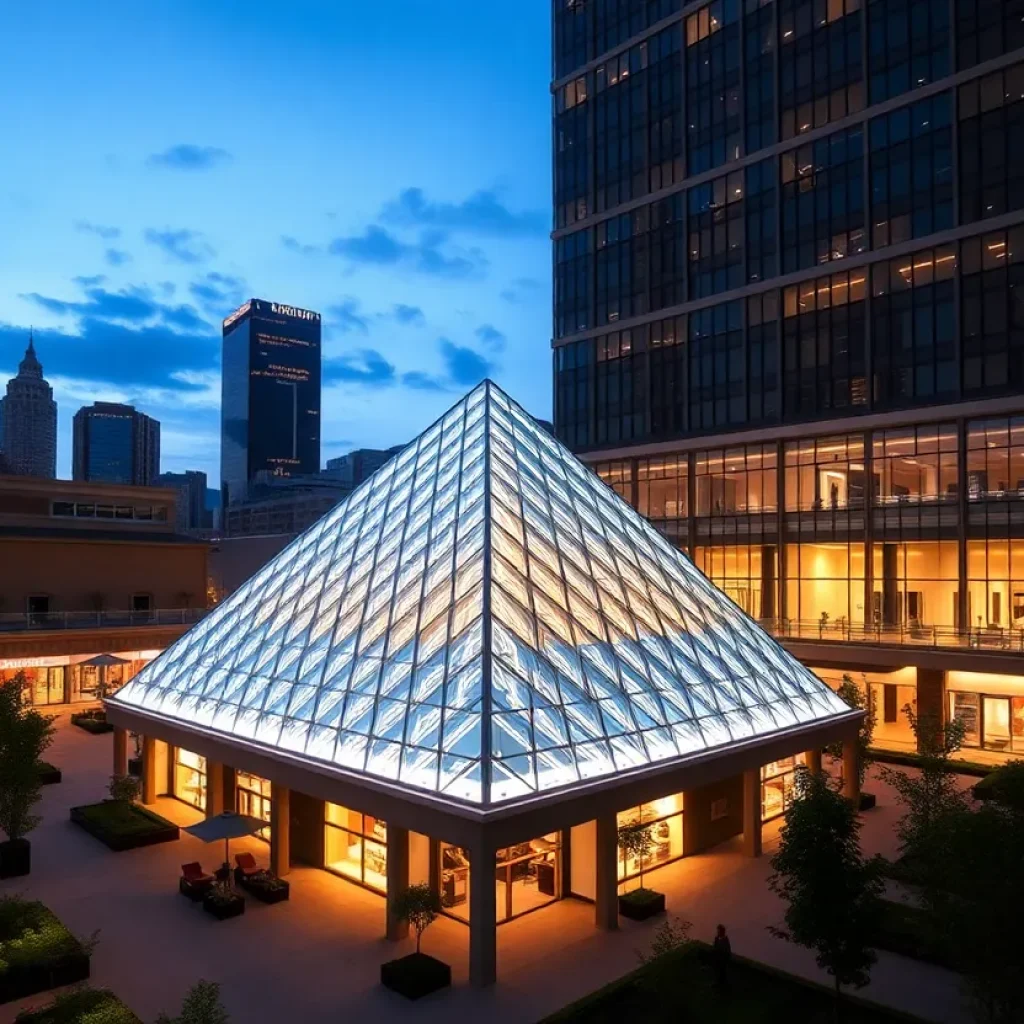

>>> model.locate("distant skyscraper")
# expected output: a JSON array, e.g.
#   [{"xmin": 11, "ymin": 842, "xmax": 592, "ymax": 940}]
[
  {"xmin": 0, "ymin": 333, "xmax": 57, "ymax": 478},
  {"xmin": 156, "ymin": 470, "xmax": 209, "ymax": 531},
  {"xmin": 324, "ymin": 445, "xmax": 404, "ymax": 488},
  {"xmin": 73, "ymin": 402, "xmax": 160, "ymax": 485},
  {"xmin": 220, "ymin": 298, "xmax": 321, "ymax": 507}
]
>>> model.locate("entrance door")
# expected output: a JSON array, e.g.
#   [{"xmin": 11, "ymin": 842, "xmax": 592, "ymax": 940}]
[{"xmin": 983, "ymin": 696, "xmax": 1012, "ymax": 752}]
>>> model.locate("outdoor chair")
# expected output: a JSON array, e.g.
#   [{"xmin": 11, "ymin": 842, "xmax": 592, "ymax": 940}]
[
  {"xmin": 179, "ymin": 861, "xmax": 216, "ymax": 901},
  {"xmin": 234, "ymin": 852, "xmax": 262, "ymax": 884}
]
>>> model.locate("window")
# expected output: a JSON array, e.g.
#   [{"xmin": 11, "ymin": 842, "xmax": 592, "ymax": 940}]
[
  {"xmin": 324, "ymin": 803, "xmax": 387, "ymax": 893},
  {"xmin": 688, "ymin": 300, "xmax": 744, "ymax": 430},
  {"xmin": 649, "ymin": 315, "xmax": 687, "ymax": 437},
  {"xmin": 958, "ymin": 64, "xmax": 1024, "ymax": 225},
  {"xmin": 785, "ymin": 541, "xmax": 867, "ymax": 627},
  {"xmin": 617, "ymin": 794, "xmax": 684, "ymax": 882},
  {"xmin": 637, "ymin": 454, "xmax": 688, "ymax": 521},
  {"xmin": 961, "ymin": 228, "xmax": 1024, "ymax": 396},
  {"xmin": 873, "ymin": 424, "xmax": 958, "ymax": 504},
  {"xmin": 685, "ymin": 0, "xmax": 742, "ymax": 174},
  {"xmin": 596, "ymin": 208, "xmax": 649, "ymax": 326},
  {"xmin": 687, "ymin": 171, "xmax": 745, "ymax": 298},
  {"xmin": 236, "ymin": 772, "xmax": 271, "ymax": 841},
  {"xmin": 647, "ymin": 27, "xmax": 686, "ymax": 194},
  {"xmin": 867, "ymin": 0, "xmax": 949, "ymax": 103},
  {"xmin": 554, "ymin": 339, "xmax": 594, "ymax": 450},
  {"xmin": 870, "ymin": 93, "xmax": 953, "ymax": 249},
  {"xmin": 595, "ymin": 327, "xmax": 646, "ymax": 445},
  {"xmin": 649, "ymin": 193, "xmax": 686, "ymax": 310},
  {"xmin": 966, "ymin": 417, "xmax": 1024, "ymax": 500},
  {"xmin": 131, "ymin": 594, "xmax": 152, "ymax": 614},
  {"xmin": 762, "ymin": 753, "xmax": 806, "ymax": 820},
  {"xmin": 785, "ymin": 434, "xmax": 866, "ymax": 511},
  {"xmin": 554, "ymin": 0, "xmax": 589, "ymax": 79},
  {"xmin": 555, "ymin": 76, "xmax": 590, "ymax": 229},
  {"xmin": 744, "ymin": 0, "xmax": 776, "ymax": 154},
  {"xmin": 955, "ymin": 0, "xmax": 1024, "ymax": 70},
  {"xmin": 496, "ymin": 833, "xmax": 562, "ymax": 920},
  {"xmin": 747, "ymin": 291, "xmax": 780, "ymax": 422},
  {"xmin": 595, "ymin": 459, "xmax": 633, "ymax": 502},
  {"xmin": 781, "ymin": 126, "xmax": 866, "ymax": 273},
  {"xmin": 872, "ymin": 542, "xmax": 959, "ymax": 629},
  {"xmin": 967, "ymin": 541, "xmax": 1024, "ymax": 633},
  {"xmin": 871, "ymin": 244, "xmax": 957, "ymax": 406},
  {"xmin": 595, "ymin": 0, "xmax": 679, "ymax": 58},
  {"xmin": 696, "ymin": 544, "xmax": 778, "ymax": 619},
  {"xmin": 746, "ymin": 159, "xmax": 777, "ymax": 283},
  {"xmin": 173, "ymin": 748, "xmax": 206, "ymax": 811},
  {"xmin": 783, "ymin": 268, "xmax": 868, "ymax": 416},
  {"xmin": 695, "ymin": 443, "xmax": 777, "ymax": 516},
  {"xmin": 554, "ymin": 229, "xmax": 591, "ymax": 339},
  {"xmin": 779, "ymin": 0, "xmax": 864, "ymax": 140}
]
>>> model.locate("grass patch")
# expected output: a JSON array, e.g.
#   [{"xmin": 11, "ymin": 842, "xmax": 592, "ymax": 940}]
[
  {"xmin": 541, "ymin": 942, "xmax": 928, "ymax": 1024},
  {"xmin": 15, "ymin": 987, "xmax": 141, "ymax": 1023},
  {"xmin": 873, "ymin": 900, "xmax": 954, "ymax": 970},
  {"xmin": 70, "ymin": 801, "xmax": 179, "ymax": 852}
]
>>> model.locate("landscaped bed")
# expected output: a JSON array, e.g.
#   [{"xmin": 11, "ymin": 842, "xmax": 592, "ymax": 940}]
[
  {"xmin": 70, "ymin": 800, "xmax": 179, "ymax": 852},
  {"xmin": 0, "ymin": 898, "xmax": 91, "ymax": 1005},
  {"xmin": 872, "ymin": 900, "xmax": 953, "ymax": 970},
  {"xmin": 36, "ymin": 762, "xmax": 61, "ymax": 786},
  {"xmin": 69, "ymin": 710, "xmax": 112, "ymax": 735},
  {"xmin": 541, "ymin": 942, "xmax": 929, "ymax": 1024},
  {"xmin": 15, "ymin": 987, "xmax": 141, "ymax": 1023},
  {"xmin": 867, "ymin": 748, "xmax": 992, "ymax": 777}
]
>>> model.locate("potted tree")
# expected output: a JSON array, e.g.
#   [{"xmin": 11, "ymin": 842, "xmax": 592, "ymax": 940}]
[
  {"xmin": 0, "ymin": 675, "xmax": 56, "ymax": 877},
  {"xmin": 380, "ymin": 884, "xmax": 451, "ymax": 999},
  {"xmin": 617, "ymin": 820, "xmax": 666, "ymax": 921}
]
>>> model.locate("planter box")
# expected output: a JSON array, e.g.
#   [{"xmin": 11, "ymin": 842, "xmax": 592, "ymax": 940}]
[
  {"xmin": 381, "ymin": 952, "xmax": 451, "ymax": 1000},
  {"xmin": 70, "ymin": 802, "xmax": 180, "ymax": 852},
  {"xmin": 0, "ymin": 952, "xmax": 90, "ymax": 1005},
  {"xmin": 15, "ymin": 988, "xmax": 142, "ymax": 1023},
  {"xmin": 37, "ymin": 762, "xmax": 62, "ymax": 786},
  {"xmin": 202, "ymin": 893, "xmax": 245, "ymax": 921},
  {"xmin": 0, "ymin": 838, "xmax": 31, "ymax": 879},
  {"xmin": 70, "ymin": 714, "xmax": 113, "ymax": 735},
  {"xmin": 859, "ymin": 791, "xmax": 877, "ymax": 811},
  {"xmin": 240, "ymin": 876, "xmax": 290, "ymax": 904},
  {"xmin": 179, "ymin": 877, "xmax": 214, "ymax": 902},
  {"xmin": 618, "ymin": 888, "xmax": 666, "ymax": 922}
]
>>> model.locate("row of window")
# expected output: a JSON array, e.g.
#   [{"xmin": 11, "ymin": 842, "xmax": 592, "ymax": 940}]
[
  {"xmin": 50, "ymin": 501, "xmax": 168, "ymax": 521},
  {"xmin": 555, "ymin": 227, "xmax": 1024, "ymax": 448}
]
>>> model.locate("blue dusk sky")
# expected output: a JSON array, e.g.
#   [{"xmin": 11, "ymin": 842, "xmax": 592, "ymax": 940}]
[{"xmin": 0, "ymin": 2, "xmax": 552, "ymax": 482}]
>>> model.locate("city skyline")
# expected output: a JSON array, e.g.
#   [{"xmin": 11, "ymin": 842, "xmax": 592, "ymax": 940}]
[{"xmin": 0, "ymin": 1, "xmax": 552, "ymax": 483}]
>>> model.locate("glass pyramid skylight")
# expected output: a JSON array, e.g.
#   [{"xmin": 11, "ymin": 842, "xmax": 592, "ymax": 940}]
[{"xmin": 113, "ymin": 381, "xmax": 849, "ymax": 807}]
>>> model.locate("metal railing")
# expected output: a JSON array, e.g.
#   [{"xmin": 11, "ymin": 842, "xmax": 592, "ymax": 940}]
[
  {"xmin": 763, "ymin": 617, "xmax": 1024, "ymax": 652},
  {"xmin": 0, "ymin": 608, "xmax": 208, "ymax": 633}
]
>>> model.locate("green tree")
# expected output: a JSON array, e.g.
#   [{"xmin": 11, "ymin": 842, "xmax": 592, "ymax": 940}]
[
  {"xmin": 768, "ymin": 768, "xmax": 885, "ymax": 1021},
  {"xmin": 824, "ymin": 674, "xmax": 875, "ymax": 787},
  {"xmin": 392, "ymin": 883, "xmax": 445, "ymax": 955},
  {"xmin": 0, "ymin": 675, "xmax": 56, "ymax": 844},
  {"xmin": 617, "ymin": 820, "xmax": 655, "ymax": 892},
  {"xmin": 108, "ymin": 773, "xmax": 141, "ymax": 804},
  {"xmin": 156, "ymin": 980, "xmax": 229, "ymax": 1024}
]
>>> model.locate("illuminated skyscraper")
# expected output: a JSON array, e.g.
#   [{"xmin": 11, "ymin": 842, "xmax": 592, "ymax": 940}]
[
  {"xmin": 220, "ymin": 299, "xmax": 321, "ymax": 507},
  {"xmin": 0, "ymin": 333, "xmax": 57, "ymax": 478}
]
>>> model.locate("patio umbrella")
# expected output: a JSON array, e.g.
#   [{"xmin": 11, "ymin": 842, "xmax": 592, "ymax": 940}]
[
  {"xmin": 183, "ymin": 812, "xmax": 268, "ymax": 876},
  {"xmin": 81, "ymin": 654, "xmax": 132, "ymax": 700}
]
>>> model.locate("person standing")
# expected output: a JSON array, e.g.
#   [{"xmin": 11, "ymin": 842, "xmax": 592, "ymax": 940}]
[{"xmin": 712, "ymin": 923, "xmax": 732, "ymax": 990}]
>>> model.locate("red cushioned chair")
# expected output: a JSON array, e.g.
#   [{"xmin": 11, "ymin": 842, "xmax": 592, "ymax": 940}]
[
  {"xmin": 234, "ymin": 852, "xmax": 262, "ymax": 885},
  {"xmin": 179, "ymin": 861, "xmax": 215, "ymax": 901}
]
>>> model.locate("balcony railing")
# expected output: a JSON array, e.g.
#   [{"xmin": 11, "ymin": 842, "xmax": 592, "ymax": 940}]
[
  {"xmin": 0, "ymin": 608, "xmax": 209, "ymax": 633},
  {"xmin": 763, "ymin": 617, "xmax": 1024, "ymax": 652}
]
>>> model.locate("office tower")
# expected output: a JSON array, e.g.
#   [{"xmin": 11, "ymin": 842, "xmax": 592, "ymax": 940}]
[
  {"xmin": 73, "ymin": 402, "xmax": 160, "ymax": 485},
  {"xmin": 551, "ymin": 2, "xmax": 1024, "ymax": 762},
  {"xmin": 220, "ymin": 299, "xmax": 322, "ymax": 507},
  {"xmin": 0, "ymin": 333, "xmax": 57, "ymax": 478},
  {"xmin": 156, "ymin": 470, "xmax": 209, "ymax": 531},
  {"xmin": 324, "ymin": 445, "xmax": 405, "ymax": 488}
]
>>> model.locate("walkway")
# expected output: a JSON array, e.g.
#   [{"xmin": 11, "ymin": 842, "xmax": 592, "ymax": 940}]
[{"xmin": 1, "ymin": 716, "xmax": 972, "ymax": 1024}]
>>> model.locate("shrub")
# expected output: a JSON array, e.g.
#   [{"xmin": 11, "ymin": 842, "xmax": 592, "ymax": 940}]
[
  {"xmin": 107, "ymin": 775, "xmax": 140, "ymax": 805},
  {"xmin": 0, "ymin": 677, "xmax": 56, "ymax": 843},
  {"xmin": 156, "ymin": 980, "xmax": 229, "ymax": 1024}
]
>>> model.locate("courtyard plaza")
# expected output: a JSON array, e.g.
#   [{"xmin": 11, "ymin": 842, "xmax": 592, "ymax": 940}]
[{"xmin": 0, "ymin": 711, "xmax": 974, "ymax": 1024}]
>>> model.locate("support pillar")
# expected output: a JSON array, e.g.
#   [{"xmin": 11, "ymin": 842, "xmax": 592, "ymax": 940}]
[
  {"xmin": 594, "ymin": 811, "xmax": 619, "ymax": 930},
  {"xmin": 270, "ymin": 784, "xmax": 290, "ymax": 877},
  {"xmin": 916, "ymin": 668, "xmax": 947, "ymax": 751},
  {"xmin": 222, "ymin": 765, "xmax": 237, "ymax": 813},
  {"xmin": 141, "ymin": 735, "xmax": 157, "ymax": 805},
  {"xmin": 805, "ymin": 747, "xmax": 822, "ymax": 775},
  {"xmin": 113, "ymin": 727, "xmax": 128, "ymax": 777},
  {"xmin": 468, "ymin": 841, "xmax": 497, "ymax": 987},
  {"xmin": 205, "ymin": 761, "xmax": 225, "ymax": 818},
  {"xmin": 842, "ymin": 735, "xmax": 861, "ymax": 805},
  {"xmin": 742, "ymin": 768, "xmax": 762, "ymax": 858},
  {"xmin": 386, "ymin": 826, "xmax": 410, "ymax": 940}
]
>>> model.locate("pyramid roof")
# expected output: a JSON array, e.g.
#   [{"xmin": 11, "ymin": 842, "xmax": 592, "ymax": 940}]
[{"xmin": 112, "ymin": 381, "xmax": 850, "ymax": 808}]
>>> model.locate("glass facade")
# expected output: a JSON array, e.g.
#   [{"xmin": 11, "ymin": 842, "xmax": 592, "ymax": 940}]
[
  {"xmin": 617, "ymin": 794, "xmax": 684, "ymax": 881},
  {"xmin": 325, "ymin": 803, "xmax": 387, "ymax": 892},
  {"xmin": 237, "ymin": 771, "xmax": 271, "ymax": 841},
  {"xmin": 173, "ymin": 748, "xmax": 206, "ymax": 811},
  {"xmin": 761, "ymin": 752, "xmax": 805, "ymax": 821}
]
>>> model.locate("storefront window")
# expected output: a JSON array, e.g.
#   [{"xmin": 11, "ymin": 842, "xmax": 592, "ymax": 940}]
[
  {"xmin": 324, "ymin": 803, "xmax": 387, "ymax": 893},
  {"xmin": 872, "ymin": 424, "xmax": 958, "ymax": 503},
  {"xmin": 496, "ymin": 833, "xmax": 562, "ymax": 921},
  {"xmin": 949, "ymin": 672, "xmax": 1024, "ymax": 754},
  {"xmin": 440, "ymin": 843, "xmax": 470, "ymax": 921},
  {"xmin": 695, "ymin": 444, "xmax": 777, "ymax": 516},
  {"xmin": 785, "ymin": 542, "xmax": 866, "ymax": 627},
  {"xmin": 173, "ymin": 749, "xmax": 206, "ymax": 810},
  {"xmin": 616, "ymin": 794, "xmax": 684, "ymax": 882},
  {"xmin": 236, "ymin": 772, "xmax": 271, "ymax": 841},
  {"xmin": 785, "ymin": 435, "xmax": 866, "ymax": 511},
  {"xmin": 0, "ymin": 667, "xmax": 65, "ymax": 707},
  {"xmin": 871, "ymin": 542, "xmax": 959, "ymax": 629},
  {"xmin": 761, "ymin": 753, "xmax": 806, "ymax": 821}
]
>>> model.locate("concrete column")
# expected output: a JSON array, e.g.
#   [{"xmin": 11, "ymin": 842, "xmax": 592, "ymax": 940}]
[
  {"xmin": 223, "ymin": 766, "xmax": 237, "ymax": 812},
  {"xmin": 594, "ymin": 812, "xmax": 619, "ymax": 931},
  {"xmin": 842, "ymin": 735, "xmax": 861, "ymax": 805},
  {"xmin": 468, "ymin": 841, "xmax": 497, "ymax": 987},
  {"xmin": 205, "ymin": 761, "xmax": 225, "ymax": 818},
  {"xmin": 113, "ymin": 727, "xmax": 128, "ymax": 778},
  {"xmin": 386, "ymin": 825, "xmax": 410, "ymax": 941},
  {"xmin": 270, "ymin": 784, "xmax": 290, "ymax": 877},
  {"xmin": 916, "ymin": 668, "xmax": 946, "ymax": 751},
  {"xmin": 141, "ymin": 735, "xmax": 157, "ymax": 805},
  {"xmin": 882, "ymin": 543, "xmax": 899, "ymax": 627},
  {"xmin": 805, "ymin": 747, "xmax": 822, "ymax": 775},
  {"xmin": 742, "ymin": 768, "xmax": 762, "ymax": 858}
]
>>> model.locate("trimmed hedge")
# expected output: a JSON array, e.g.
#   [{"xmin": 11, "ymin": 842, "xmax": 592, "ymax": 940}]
[
  {"xmin": 0, "ymin": 899, "xmax": 91, "ymax": 1005},
  {"xmin": 15, "ymin": 987, "xmax": 141, "ymax": 1023},
  {"xmin": 69, "ymin": 711, "xmax": 113, "ymax": 735},
  {"xmin": 70, "ymin": 801, "xmax": 179, "ymax": 852},
  {"xmin": 867, "ymin": 748, "xmax": 992, "ymax": 777}
]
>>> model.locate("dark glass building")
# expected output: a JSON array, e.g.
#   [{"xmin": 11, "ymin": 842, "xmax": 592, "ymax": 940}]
[
  {"xmin": 220, "ymin": 298, "xmax": 322, "ymax": 507},
  {"xmin": 552, "ymin": 0, "xmax": 1024, "ymax": 764},
  {"xmin": 73, "ymin": 402, "xmax": 160, "ymax": 485}
]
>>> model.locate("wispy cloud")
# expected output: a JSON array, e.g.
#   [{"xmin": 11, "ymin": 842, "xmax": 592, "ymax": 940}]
[
  {"xmin": 147, "ymin": 144, "xmax": 232, "ymax": 171},
  {"xmin": 382, "ymin": 187, "xmax": 546, "ymax": 237},
  {"xmin": 323, "ymin": 348, "xmax": 396, "ymax": 387},
  {"xmin": 281, "ymin": 235, "xmax": 320, "ymax": 256},
  {"xmin": 475, "ymin": 323, "xmax": 506, "ymax": 352},
  {"xmin": 105, "ymin": 248, "xmax": 132, "ymax": 267},
  {"xmin": 327, "ymin": 298, "xmax": 370, "ymax": 334},
  {"xmin": 392, "ymin": 303, "xmax": 425, "ymax": 326},
  {"xmin": 75, "ymin": 221, "xmax": 121, "ymax": 240},
  {"xmin": 500, "ymin": 276, "xmax": 542, "ymax": 304},
  {"xmin": 144, "ymin": 228, "xmax": 215, "ymax": 265},
  {"xmin": 189, "ymin": 272, "xmax": 246, "ymax": 314},
  {"xmin": 440, "ymin": 338, "xmax": 495, "ymax": 386},
  {"xmin": 328, "ymin": 226, "xmax": 485, "ymax": 279}
]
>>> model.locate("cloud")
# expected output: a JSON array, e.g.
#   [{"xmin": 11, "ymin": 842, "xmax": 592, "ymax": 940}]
[
  {"xmin": 189, "ymin": 272, "xmax": 246, "ymax": 314},
  {"xmin": 327, "ymin": 298, "xmax": 369, "ymax": 335},
  {"xmin": 474, "ymin": 324, "xmax": 506, "ymax": 352},
  {"xmin": 401, "ymin": 371, "xmax": 447, "ymax": 391},
  {"xmin": 500, "ymin": 276, "xmax": 542, "ymax": 304},
  {"xmin": 327, "ymin": 225, "xmax": 485, "ymax": 279},
  {"xmin": 439, "ymin": 338, "xmax": 495, "ymax": 387},
  {"xmin": 105, "ymin": 248, "xmax": 132, "ymax": 267},
  {"xmin": 281, "ymin": 235, "xmax": 320, "ymax": 256},
  {"xmin": 75, "ymin": 221, "xmax": 120, "ymax": 240},
  {"xmin": 392, "ymin": 304, "xmax": 425, "ymax": 326},
  {"xmin": 147, "ymin": 144, "xmax": 231, "ymax": 171},
  {"xmin": 73, "ymin": 274, "xmax": 106, "ymax": 288},
  {"xmin": 144, "ymin": 228, "xmax": 214, "ymax": 264},
  {"xmin": 323, "ymin": 349, "xmax": 396, "ymax": 387},
  {"xmin": 382, "ymin": 187, "xmax": 547, "ymax": 237}
]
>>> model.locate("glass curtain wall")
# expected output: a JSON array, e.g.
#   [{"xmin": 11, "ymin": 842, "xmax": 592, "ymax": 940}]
[
  {"xmin": 496, "ymin": 833, "xmax": 562, "ymax": 920},
  {"xmin": 785, "ymin": 542, "xmax": 866, "ymax": 629},
  {"xmin": 872, "ymin": 542, "xmax": 958, "ymax": 630},
  {"xmin": 785, "ymin": 435, "xmax": 866, "ymax": 511}
]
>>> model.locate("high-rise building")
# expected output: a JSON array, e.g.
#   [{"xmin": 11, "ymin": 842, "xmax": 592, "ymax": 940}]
[
  {"xmin": 0, "ymin": 333, "xmax": 57, "ymax": 478},
  {"xmin": 324, "ymin": 445, "xmax": 404, "ymax": 488},
  {"xmin": 73, "ymin": 402, "xmax": 160, "ymax": 485},
  {"xmin": 551, "ymin": 2, "xmax": 1024, "ymax": 764},
  {"xmin": 220, "ymin": 298, "xmax": 321, "ymax": 507},
  {"xmin": 155, "ymin": 470, "xmax": 210, "ymax": 532}
]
